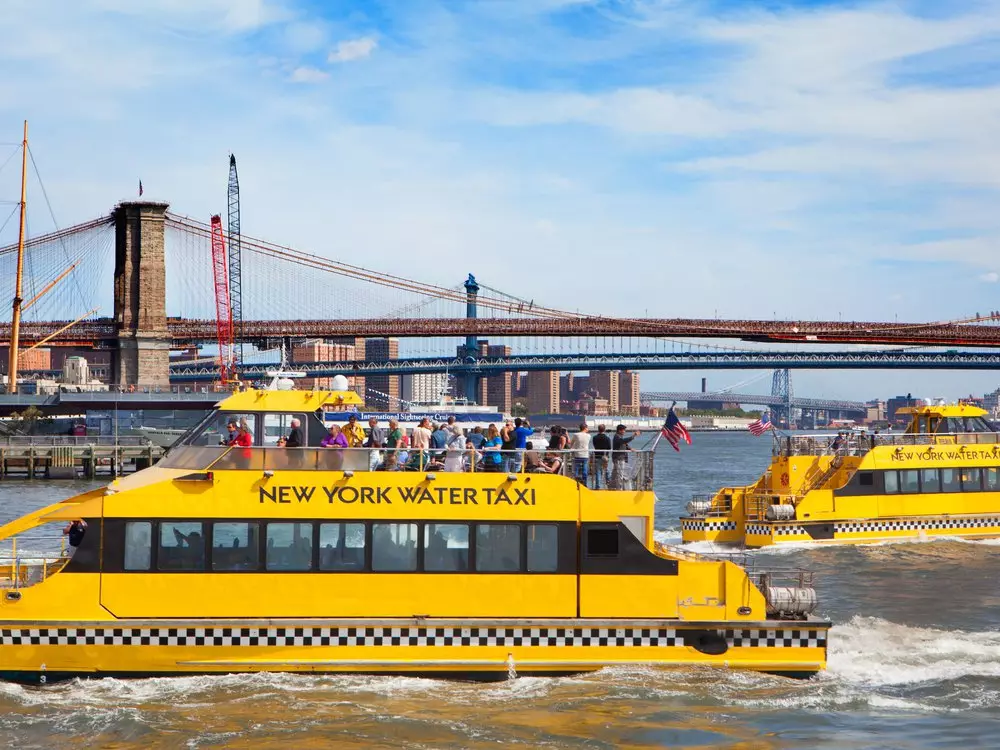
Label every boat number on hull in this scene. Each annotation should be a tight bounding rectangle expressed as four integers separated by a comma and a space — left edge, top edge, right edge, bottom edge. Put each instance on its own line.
259, 485, 537, 506
890, 447, 1000, 462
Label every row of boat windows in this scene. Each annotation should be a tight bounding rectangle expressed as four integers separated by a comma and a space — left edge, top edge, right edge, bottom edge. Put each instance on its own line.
122, 521, 559, 574
880, 467, 1000, 494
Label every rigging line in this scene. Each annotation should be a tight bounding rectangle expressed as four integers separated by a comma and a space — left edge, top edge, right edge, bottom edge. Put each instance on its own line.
0, 144, 20, 179
0, 204, 19, 237
26, 145, 90, 312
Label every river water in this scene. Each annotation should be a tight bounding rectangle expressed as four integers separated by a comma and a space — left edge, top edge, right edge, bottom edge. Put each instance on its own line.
0, 432, 997, 748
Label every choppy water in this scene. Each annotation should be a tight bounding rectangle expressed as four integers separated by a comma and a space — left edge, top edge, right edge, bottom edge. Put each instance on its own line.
0, 432, 997, 748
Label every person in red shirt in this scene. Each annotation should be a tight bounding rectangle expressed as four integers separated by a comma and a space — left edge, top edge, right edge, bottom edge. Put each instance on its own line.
227, 419, 253, 447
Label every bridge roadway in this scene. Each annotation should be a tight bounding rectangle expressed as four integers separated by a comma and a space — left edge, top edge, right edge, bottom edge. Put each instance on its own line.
640, 391, 863, 411
5, 317, 1000, 348
167, 348, 1000, 388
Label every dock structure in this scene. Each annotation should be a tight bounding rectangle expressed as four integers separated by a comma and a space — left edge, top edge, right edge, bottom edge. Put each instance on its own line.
0, 436, 163, 479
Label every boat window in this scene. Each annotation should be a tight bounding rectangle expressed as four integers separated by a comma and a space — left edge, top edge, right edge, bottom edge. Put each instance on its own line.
987, 468, 1000, 491
158, 522, 206, 571
183, 413, 257, 447
423, 524, 470, 572
319, 522, 366, 571
526, 524, 558, 572
475, 524, 520, 572
940, 468, 961, 493
587, 528, 619, 557
124, 521, 152, 571
883, 471, 899, 493
267, 522, 314, 571
920, 469, 940, 493
859, 472, 874, 487
212, 522, 260, 571
961, 468, 982, 491
900, 470, 920, 494
263, 413, 308, 447
372, 523, 418, 572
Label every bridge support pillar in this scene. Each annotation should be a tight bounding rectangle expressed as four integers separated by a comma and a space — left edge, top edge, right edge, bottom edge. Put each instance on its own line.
462, 274, 481, 404
112, 201, 171, 388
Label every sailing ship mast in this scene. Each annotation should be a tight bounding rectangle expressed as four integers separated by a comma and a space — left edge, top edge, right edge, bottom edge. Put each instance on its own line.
6, 120, 28, 394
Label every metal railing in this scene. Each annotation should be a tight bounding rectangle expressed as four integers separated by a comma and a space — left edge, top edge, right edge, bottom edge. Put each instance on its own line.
161, 446, 655, 490
0, 534, 70, 590
0, 435, 151, 447
685, 493, 733, 517
774, 431, 1000, 458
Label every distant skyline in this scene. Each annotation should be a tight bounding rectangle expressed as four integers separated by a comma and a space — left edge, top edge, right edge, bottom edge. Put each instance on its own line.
0, 0, 998, 402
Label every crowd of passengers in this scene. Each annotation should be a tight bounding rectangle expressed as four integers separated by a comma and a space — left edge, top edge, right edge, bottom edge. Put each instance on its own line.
222, 414, 644, 489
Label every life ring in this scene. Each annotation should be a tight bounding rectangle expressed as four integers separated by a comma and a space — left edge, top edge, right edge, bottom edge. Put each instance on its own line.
780, 472, 790, 486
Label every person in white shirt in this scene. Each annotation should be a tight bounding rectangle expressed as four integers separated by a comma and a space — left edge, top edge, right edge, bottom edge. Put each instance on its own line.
569, 423, 592, 487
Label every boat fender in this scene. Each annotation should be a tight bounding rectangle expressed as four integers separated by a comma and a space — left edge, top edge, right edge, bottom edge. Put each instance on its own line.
681, 630, 729, 656
765, 504, 796, 521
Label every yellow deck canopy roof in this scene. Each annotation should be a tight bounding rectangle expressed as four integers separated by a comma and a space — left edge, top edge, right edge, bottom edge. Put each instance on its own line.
896, 403, 988, 418
215, 389, 363, 413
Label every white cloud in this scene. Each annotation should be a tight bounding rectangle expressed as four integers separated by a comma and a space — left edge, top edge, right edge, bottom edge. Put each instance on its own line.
289, 65, 328, 83
980, 272, 999, 283
328, 36, 377, 63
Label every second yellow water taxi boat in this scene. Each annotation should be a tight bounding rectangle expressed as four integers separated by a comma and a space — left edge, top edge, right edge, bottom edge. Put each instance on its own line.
682, 402, 1000, 547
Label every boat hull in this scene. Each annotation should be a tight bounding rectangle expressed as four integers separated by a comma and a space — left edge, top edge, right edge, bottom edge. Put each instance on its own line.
0, 618, 828, 684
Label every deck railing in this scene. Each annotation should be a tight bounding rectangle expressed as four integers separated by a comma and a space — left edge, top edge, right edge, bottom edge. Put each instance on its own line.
773, 431, 1000, 458
161, 446, 655, 490
0, 534, 69, 590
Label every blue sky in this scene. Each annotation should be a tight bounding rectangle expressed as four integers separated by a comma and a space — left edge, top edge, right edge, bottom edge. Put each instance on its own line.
1, 0, 999, 402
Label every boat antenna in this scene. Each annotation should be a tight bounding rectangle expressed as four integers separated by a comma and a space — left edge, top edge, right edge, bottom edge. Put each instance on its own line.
6, 121, 28, 394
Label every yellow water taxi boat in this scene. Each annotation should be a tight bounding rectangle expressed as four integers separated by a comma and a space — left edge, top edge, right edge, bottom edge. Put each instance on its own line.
682, 402, 1000, 547
0, 388, 827, 683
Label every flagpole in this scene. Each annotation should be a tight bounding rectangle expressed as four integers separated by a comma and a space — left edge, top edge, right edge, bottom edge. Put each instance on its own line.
649, 400, 675, 452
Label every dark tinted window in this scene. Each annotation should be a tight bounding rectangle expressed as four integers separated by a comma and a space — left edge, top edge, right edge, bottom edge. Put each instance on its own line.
940, 468, 961, 493
424, 524, 469, 572
900, 470, 920, 493
267, 522, 313, 571
884, 471, 899, 493
159, 522, 205, 571
962, 468, 982, 491
124, 522, 152, 571
527, 524, 558, 572
212, 522, 259, 571
920, 469, 940, 493
859, 472, 874, 486
587, 528, 619, 557
319, 522, 366, 571
476, 524, 520, 572
372, 523, 418, 571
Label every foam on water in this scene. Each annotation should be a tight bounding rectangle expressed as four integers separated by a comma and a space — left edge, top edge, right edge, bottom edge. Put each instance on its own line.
827, 615, 1000, 687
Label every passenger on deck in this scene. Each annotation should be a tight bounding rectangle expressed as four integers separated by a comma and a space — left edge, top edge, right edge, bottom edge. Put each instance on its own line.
411, 417, 432, 469
230, 419, 253, 447
482, 424, 504, 472
365, 417, 385, 471
468, 426, 486, 450
343, 414, 366, 448
223, 420, 239, 445
63, 519, 87, 551
430, 423, 449, 462
377, 453, 401, 471
285, 418, 304, 448
611, 424, 639, 489
524, 442, 548, 473
321, 424, 348, 448
385, 419, 403, 454
591, 424, 611, 489
443, 425, 465, 472
570, 423, 591, 486
462, 439, 481, 472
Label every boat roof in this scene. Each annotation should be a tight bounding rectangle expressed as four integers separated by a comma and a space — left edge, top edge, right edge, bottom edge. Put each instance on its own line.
216, 388, 364, 413
896, 403, 987, 418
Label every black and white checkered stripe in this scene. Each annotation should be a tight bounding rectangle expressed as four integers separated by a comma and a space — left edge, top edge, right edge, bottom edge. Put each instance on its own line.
728, 628, 826, 648
681, 519, 738, 532
835, 516, 1000, 534
0, 625, 824, 649
747, 523, 808, 536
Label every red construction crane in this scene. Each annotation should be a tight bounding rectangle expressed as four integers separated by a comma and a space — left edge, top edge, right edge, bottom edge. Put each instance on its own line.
210, 214, 235, 383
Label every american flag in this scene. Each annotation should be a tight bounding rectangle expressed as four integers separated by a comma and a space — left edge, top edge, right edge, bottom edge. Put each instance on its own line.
748, 412, 773, 436
662, 405, 692, 452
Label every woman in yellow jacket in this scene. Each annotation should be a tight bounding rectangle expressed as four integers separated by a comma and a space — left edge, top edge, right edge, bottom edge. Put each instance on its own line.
342, 413, 366, 447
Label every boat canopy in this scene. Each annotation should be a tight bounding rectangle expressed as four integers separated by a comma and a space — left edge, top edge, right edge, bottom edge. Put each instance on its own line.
897, 403, 993, 435
215, 389, 364, 413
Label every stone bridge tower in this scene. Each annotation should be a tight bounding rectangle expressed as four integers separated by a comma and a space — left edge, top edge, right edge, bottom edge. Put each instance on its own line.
111, 201, 170, 387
